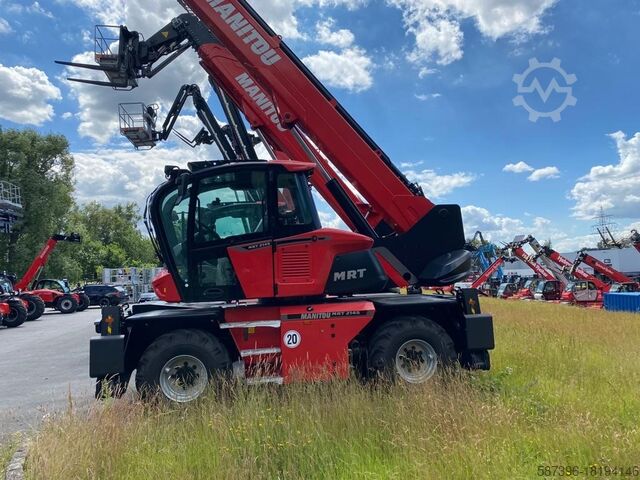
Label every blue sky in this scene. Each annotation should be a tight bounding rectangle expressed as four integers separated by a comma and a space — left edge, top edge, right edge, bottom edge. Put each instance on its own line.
0, 0, 639, 251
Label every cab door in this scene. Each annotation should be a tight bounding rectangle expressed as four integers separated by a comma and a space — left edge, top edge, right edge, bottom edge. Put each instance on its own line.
185, 168, 272, 302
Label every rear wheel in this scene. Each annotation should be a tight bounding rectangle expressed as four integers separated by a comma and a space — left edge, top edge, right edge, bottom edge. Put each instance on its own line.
56, 295, 78, 314
21, 294, 46, 321
77, 293, 90, 311
136, 329, 231, 403
368, 316, 456, 383
99, 297, 111, 308
4, 299, 27, 328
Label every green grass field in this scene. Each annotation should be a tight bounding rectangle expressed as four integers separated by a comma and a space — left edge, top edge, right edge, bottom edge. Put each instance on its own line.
25, 299, 640, 479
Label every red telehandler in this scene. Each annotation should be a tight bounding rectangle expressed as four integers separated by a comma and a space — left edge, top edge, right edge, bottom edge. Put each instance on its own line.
570, 250, 638, 293
520, 236, 606, 307
470, 256, 517, 297
12, 234, 90, 315
58, 0, 495, 402
506, 240, 555, 300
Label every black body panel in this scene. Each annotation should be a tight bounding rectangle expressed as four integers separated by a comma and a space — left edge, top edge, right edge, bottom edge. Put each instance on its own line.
325, 250, 387, 295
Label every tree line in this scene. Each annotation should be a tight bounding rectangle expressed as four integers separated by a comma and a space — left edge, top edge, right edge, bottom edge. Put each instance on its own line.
0, 127, 158, 283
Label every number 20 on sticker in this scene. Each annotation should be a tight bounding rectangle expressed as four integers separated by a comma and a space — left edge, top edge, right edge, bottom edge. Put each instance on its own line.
283, 330, 301, 349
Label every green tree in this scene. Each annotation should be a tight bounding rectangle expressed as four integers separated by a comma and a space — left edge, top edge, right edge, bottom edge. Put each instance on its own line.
58, 202, 158, 281
0, 128, 75, 278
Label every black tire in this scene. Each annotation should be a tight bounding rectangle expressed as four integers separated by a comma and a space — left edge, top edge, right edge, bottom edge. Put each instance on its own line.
136, 329, 231, 402
56, 295, 78, 314
368, 316, 456, 383
77, 293, 90, 312
4, 299, 27, 328
20, 294, 46, 321
99, 297, 111, 308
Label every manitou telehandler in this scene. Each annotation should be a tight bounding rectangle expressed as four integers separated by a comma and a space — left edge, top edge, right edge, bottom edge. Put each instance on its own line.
13, 234, 90, 315
59, 0, 495, 402
517, 236, 606, 307
571, 249, 638, 293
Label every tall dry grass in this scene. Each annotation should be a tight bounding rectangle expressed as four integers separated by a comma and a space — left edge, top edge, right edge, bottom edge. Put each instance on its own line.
26, 299, 640, 479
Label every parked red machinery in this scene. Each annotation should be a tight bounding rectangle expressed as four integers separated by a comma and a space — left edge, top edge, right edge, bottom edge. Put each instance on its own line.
0, 298, 27, 328
570, 249, 638, 292
506, 240, 555, 300
520, 237, 606, 306
13, 234, 90, 314
59, 0, 495, 401
471, 256, 517, 297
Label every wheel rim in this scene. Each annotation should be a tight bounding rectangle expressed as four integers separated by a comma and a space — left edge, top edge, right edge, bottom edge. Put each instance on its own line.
100, 299, 109, 307
8, 308, 18, 321
60, 299, 72, 311
395, 339, 438, 383
26, 301, 35, 315
159, 355, 208, 402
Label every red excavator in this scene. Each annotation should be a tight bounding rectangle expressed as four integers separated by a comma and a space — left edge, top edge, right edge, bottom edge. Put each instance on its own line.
13, 234, 90, 315
59, 0, 495, 402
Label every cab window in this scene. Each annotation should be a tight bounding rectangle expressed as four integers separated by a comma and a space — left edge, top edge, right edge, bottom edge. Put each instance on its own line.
194, 171, 267, 244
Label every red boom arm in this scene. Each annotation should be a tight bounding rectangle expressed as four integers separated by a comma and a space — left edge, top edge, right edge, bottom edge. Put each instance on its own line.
14, 234, 81, 291
184, 0, 433, 233
572, 250, 634, 284
472, 257, 506, 289
511, 247, 554, 281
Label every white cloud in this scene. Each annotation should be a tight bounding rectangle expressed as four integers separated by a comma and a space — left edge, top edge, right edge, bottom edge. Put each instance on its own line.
4, 1, 54, 17
73, 144, 217, 206
62, 46, 210, 144
527, 166, 560, 181
0, 17, 11, 34
0, 64, 61, 126
318, 210, 348, 229
570, 131, 640, 220
414, 93, 441, 101
303, 47, 374, 92
61, 112, 74, 120
388, 0, 557, 70
316, 17, 355, 47
405, 168, 475, 198
503, 161, 533, 173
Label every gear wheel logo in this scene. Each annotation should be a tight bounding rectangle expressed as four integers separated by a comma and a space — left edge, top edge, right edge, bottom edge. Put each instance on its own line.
513, 57, 577, 122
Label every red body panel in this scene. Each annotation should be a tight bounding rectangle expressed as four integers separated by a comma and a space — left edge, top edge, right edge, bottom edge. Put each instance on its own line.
0, 302, 10, 316
29, 289, 81, 307
153, 270, 182, 302
225, 300, 375, 382
228, 241, 275, 299
186, 0, 434, 234
273, 229, 372, 298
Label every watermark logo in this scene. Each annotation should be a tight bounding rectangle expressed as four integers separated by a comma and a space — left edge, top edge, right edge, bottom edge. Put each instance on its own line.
513, 57, 577, 122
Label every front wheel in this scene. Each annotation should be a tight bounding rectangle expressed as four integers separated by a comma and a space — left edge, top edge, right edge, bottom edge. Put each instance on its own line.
56, 295, 78, 314
368, 316, 456, 383
135, 329, 231, 403
3, 299, 27, 328
21, 294, 46, 321
77, 293, 90, 311
99, 297, 111, 308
